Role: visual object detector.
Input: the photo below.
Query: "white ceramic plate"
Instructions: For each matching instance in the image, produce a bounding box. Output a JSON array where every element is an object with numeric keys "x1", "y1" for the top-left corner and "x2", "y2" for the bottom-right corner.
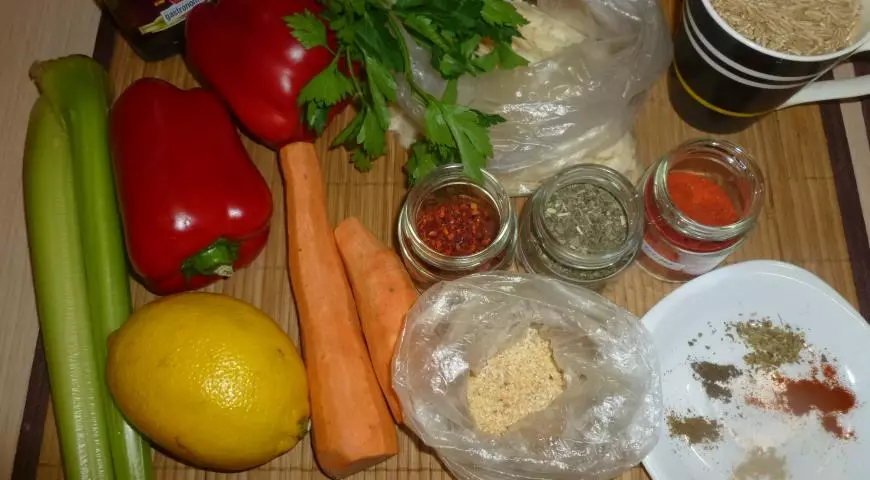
[{"x1": 641, "y1": 260, "x2": 870, "y2": 480}]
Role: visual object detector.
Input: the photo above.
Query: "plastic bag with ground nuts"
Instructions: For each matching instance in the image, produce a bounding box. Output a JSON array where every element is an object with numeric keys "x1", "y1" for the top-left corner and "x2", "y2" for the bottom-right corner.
[{"x1": 392, "y1": 273, "x2": 662, "y2": 480}]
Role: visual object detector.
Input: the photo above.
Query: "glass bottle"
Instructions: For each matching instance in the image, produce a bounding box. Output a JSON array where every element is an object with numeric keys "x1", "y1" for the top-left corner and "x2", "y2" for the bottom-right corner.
[
  {"x1": 397, "y1": 165, "x2": 517, "y2": 290},
  {"x1": 516, "y1": 164, "x2": 644, "y2": 291},
  {"x1": 638, "y1": 139, "x2": 765, "y2": 282},
  {"x1": 103, "y1": 0, "x2": 206, "y2": 61}
]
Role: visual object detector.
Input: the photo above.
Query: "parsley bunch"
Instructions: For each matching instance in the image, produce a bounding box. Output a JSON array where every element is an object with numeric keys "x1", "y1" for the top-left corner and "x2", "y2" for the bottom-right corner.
[{"x1": 285, "y1": 0, "x2": 528, "y2": 183}]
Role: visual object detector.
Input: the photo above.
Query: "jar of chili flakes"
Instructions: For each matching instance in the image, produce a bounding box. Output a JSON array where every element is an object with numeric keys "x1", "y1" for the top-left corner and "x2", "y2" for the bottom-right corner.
[
  {"x1": 638, "y1": 139, "x2": 765, "y2": 282},
  {"x1": 397, "y1": 164, "x2": 517, "y2": 289}
]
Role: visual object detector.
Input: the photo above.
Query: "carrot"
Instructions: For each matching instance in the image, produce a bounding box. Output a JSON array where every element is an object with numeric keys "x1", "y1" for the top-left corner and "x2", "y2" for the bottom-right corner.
[
  {"x1": 279, "y1": 143, "x2": 398, "y2": 479},
  {"x1": 335, "y1": 217, "x2": 418, "y2": 423}
]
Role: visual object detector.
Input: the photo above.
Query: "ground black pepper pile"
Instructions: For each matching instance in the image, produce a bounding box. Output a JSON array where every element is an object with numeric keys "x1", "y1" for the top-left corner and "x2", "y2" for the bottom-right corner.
[{"x1": 691, "y1": 361, "x2": 742, "y2": 403}]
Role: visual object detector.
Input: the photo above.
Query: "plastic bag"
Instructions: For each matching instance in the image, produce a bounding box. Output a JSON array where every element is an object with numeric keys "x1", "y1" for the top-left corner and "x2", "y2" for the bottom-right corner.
[
  {"x1": 392, "y1": 0, "x2": 672, "y2": 195},
  {"x1": 393, "y1": 273, "x2": 663, "y2": 480}
]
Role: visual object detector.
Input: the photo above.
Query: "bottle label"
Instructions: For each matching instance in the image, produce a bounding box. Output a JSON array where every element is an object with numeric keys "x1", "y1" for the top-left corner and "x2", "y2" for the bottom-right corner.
[
  {"x1": 640, "y1": 238, "x2": 729, "y2": 276},
  {"x1": 139, "y1": 0, "x2": 206, "y2": 34}
]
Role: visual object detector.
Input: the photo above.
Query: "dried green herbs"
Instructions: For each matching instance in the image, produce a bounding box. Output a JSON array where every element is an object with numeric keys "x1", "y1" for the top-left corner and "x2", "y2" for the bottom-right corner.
[
  {"x1": 692, "y1": 361, "x2": 742, "y2": 403},
  {"x1": 727, "y1": 318, "x2": 806, "y2": 371},
  {"x1": 529, "y1": 236, "x2": 632, "y2": 282},
  {"x1": 544, "y1": 183, "x2": 627, "y2": 253},
  {"x1": 666, "y1": 413, "x2": 723, "y2": 445}
]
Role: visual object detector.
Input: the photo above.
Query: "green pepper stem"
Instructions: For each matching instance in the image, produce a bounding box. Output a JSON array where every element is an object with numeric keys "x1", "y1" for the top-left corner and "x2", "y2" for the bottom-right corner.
[{"x1": 182, "y1": 238, "x2": 240, "y2": 280}]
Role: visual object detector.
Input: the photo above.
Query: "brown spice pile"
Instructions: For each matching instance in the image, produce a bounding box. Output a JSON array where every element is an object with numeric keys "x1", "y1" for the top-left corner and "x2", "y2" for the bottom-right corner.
[
  {"x1": 467, "y1": 329, "x2": 566, "y2": 435},
  {"x1": 692, "y1": 361, "x2": 741, "y2": 403},
  {"x1": 666, "y1": 413, "x2": 722, "y2": 445}
]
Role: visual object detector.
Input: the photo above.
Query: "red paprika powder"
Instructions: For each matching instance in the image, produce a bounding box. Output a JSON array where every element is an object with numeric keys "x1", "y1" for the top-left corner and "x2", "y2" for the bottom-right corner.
[
  {"x1": 416, "y1": 197, "x2": 499, "y2": 256},
  {"x1": 667, "y1": 171, "x2": 738, "y2": 226},
  {"x1": 748, "y1": 357, "x2": 858, "y2": 440}
]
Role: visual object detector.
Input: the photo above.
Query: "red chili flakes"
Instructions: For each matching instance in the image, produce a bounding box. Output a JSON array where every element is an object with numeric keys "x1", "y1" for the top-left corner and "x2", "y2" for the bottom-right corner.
[{"x1": 416, "y1": 197, "x2": 499, "y2": 256}]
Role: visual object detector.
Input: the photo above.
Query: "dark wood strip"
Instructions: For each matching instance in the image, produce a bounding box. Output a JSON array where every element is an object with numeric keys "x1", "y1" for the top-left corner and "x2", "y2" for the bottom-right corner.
[
  {"x1": 11, "y1": 11, "x2": 118, "y2": 480},
  {"x1": 818, "y1": 68, "x2": 870, "y2": 318},
  {"x1": 11, "y1": 334, "x2": 49, "y2": 478}
]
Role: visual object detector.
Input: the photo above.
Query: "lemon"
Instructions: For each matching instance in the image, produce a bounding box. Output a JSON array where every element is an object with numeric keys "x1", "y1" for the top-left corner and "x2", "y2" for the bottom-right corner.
[{"x1": 107, "y1": 292, "x2": 310, "y2": 471}]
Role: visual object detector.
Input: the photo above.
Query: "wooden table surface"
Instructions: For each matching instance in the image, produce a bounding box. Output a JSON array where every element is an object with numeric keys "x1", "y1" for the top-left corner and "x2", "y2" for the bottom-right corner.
[{"x1": 4, "y1": 1, "x2": 870, "y2": 479}]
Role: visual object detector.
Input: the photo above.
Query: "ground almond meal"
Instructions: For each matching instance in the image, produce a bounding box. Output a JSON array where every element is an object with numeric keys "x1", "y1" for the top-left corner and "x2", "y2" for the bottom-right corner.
[{"x1": 466, "y1": 329, "x2": 566, "y2": 435}]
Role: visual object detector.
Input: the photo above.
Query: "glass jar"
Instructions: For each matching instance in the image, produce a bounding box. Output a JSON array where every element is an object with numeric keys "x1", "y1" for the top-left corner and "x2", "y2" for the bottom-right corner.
[
  {"x1": 397, "y1": 165, "x2": 517, "y2": 290},
  {"x1": 516, "y1": 164, "x2": 644, "y2": 291},
  {"x1": 103, "y1": 0, "x2": 205, "y2": 61},
  {"x1": 638, "y1": 139, "x2": 765, "y2": 282}
]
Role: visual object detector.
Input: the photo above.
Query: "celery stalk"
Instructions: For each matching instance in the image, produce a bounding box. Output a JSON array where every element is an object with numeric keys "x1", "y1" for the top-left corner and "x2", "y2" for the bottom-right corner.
[
  {"x1": 24, "y1": 95, "x2": 114, "y2": 480},
  {"x1": 26, "y1": 55, "x2": 153, "y2": 480}
]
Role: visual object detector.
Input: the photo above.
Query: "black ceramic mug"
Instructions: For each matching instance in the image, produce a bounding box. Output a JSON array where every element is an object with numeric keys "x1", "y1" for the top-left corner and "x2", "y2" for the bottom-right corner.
[{"x1": 669, "y1": 0, "x2": 870, "y2": 133}]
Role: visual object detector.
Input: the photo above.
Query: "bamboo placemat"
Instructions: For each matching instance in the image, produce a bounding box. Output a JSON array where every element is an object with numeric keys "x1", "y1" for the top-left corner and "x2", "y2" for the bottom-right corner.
[{"x1": 20, "y1": 1, "x2": 869, "y2": 478}]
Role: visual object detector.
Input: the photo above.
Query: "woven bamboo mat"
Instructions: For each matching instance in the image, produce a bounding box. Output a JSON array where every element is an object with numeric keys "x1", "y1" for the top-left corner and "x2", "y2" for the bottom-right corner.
[{"x1": 29, "y1": 2, "x2": 862, "y2": 479}]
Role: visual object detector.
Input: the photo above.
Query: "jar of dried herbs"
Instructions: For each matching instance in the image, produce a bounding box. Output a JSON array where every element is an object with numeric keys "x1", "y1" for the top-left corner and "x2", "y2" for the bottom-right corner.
[
  {"x1": 397, "y1": 164, "x2": 517, "y2": 289},
  {"x1": 516, "y1": 164, "x2": 644, "y2": 290}
]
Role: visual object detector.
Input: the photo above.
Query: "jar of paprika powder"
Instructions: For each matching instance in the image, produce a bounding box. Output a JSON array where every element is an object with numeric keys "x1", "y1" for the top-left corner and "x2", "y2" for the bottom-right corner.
[
  {"x1": 638, "y1": 139, "x2": 765, "y2": 282},
  {"x1": 397, "y1": 165, "x2": 517, "y2": 289}
]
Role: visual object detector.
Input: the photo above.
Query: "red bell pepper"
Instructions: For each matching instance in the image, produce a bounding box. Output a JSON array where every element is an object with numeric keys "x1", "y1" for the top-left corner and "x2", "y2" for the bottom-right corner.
[
  {"x1": 185, "y1": 0, "x2": 339, "y2": 148},
  {"x1": 110, "y1": 78, "x2": 273, "y2": 296}
]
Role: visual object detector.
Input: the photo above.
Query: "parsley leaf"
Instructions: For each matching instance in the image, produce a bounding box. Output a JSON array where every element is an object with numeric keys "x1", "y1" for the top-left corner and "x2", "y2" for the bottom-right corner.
[
  {"x1": 306, "y1": 102, "x2": 331, "y2": 135},
  {"x1": 481, "y1": 0, "x2": 528, "y2": 27},
  {"x1": 495, "y1": 43, "x2": 528, "y2": 69},
  {"x1": 424, "y1": 104, "x2": 455, "y2": 147},
  {"x1": 441, "y1": 78, "x2": 458, "y2": 104},
  {"x1": 474, "y1": 48, "x2": 501, "y2": 72},
  {"x1": 285, "y1": 11, "x2": 330, "y2": 50},
  {"x1": 331, "y1": 107, "x2": 366, "y2": 148},
  {"x1": 406, "y1": 140, "x2": 443, "y2": 184},
  {"x1": 354, "y1": 10, "x2": 404, "y2": 72},
  {"x1": 363, "y1": 53, "x2": 397, "y2": 129},
  {"x1": 297, "y1": 60, "x2": 354, "y2": 108},
  {"x1": 442, "y1": 104, "x2": 494, "y2": 181},
  {"x1": 357, "y1": 108, "x2": 386, "y2": 158},
  {"x1": 473, "y1": 108, "x2": 506, "y2": 127},
  {"x1": 288, "y1": 0, "x2": 528, "y2": 183},
  {"x1": 400, "y1": 14, "x2": 451, "y2": 51},
  {"x1": 352, "y1": 148, "x2": 374, "y2": 172}
]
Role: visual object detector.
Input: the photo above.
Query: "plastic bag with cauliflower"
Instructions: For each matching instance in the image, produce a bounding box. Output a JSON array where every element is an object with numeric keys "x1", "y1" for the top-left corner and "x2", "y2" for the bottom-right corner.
[
  {"x1": 390, "y1": 0, "x2": 672, "y2": 195},
  {"x1": 392, "y1": 273, "x2": 663, "y2": 480}
]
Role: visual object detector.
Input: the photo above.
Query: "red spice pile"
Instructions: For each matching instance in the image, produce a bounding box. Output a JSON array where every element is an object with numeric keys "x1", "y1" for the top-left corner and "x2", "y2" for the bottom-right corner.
[
  {"x1": 747, "y1": 357, "x2": 857, "y2": 440},
  {"x1": 416, "y1": 198, "x2": 499, "y2": 256}
]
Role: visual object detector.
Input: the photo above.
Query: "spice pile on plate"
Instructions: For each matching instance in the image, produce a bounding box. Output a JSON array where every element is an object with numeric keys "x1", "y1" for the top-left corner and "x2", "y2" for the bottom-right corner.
[
  {"x1": 691, "y1": 361, "x2": 741, "y2": 403},
  {"x1": 731, "y1": 446, "x2": 787, "y2": 480},
  {"x1": 666, "y1": 413, "x2": 723, "y2": 445},
  {"x1": 666, "y1": 315, "x2": 860, "y2": 450}
]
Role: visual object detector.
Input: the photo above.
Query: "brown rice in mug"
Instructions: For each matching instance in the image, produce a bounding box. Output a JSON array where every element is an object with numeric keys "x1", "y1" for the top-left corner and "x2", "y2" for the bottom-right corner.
[{"x1": 711, "y1": 0, "x2": 863, "y2": 56}]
